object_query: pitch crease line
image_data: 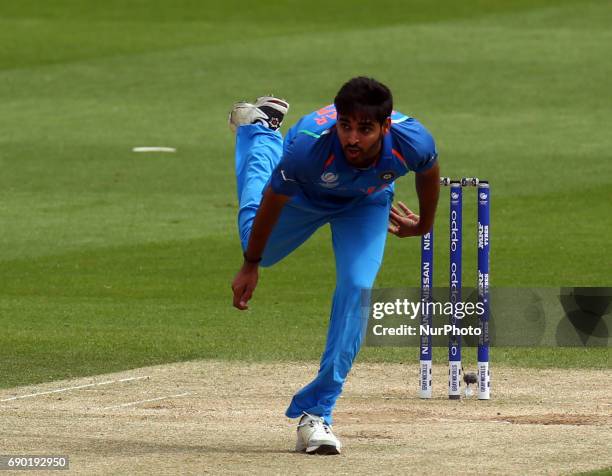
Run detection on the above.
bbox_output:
[0,376,150,402]
[102,392,193,410]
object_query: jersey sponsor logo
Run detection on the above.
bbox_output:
[380,171,396,182]
[319,172,339,188]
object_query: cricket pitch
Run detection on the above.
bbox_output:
[1,361,610,475]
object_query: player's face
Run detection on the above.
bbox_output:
[336,114,391,168]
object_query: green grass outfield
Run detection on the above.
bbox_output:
[574,469,612,476]
[1,0,610,389]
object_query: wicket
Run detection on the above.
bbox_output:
[419,177,491,400]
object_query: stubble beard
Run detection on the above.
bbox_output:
[345,132,384,168]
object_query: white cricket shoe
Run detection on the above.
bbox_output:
[228,96,289,132]
[295,412,342,455]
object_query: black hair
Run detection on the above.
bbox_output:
[334,77,393,125]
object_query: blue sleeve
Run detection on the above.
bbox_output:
[393,119,438,173]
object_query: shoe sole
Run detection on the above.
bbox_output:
[305,444,340,455]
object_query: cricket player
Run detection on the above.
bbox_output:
[229,77,440,455]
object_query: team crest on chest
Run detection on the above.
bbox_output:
[380,171,396,182]
[320,172,339,188]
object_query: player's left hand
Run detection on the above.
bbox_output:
[388,201,423,237]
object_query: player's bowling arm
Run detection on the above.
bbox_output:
[243,186,291,263]
[232,187,291,310]
[414,162,440,235]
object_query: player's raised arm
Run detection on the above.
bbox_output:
[413,161,440,233]
[231,186,291,310]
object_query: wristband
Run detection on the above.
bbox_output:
[243,252,262,264]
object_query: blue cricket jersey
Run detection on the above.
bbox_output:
[269,104,437,208]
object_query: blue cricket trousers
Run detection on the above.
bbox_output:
[235,124,391,424]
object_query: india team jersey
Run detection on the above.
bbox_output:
[269,104,437,207]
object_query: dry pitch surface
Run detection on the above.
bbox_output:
[1,361,610,475]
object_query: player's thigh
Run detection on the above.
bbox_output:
[330,194,392,287]
[261,202,328,267]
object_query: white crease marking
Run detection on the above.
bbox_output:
[0,376,150,402]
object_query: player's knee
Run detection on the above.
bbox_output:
[336,257,382,289]
[259,257,275,268]
[337,270,377,290]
